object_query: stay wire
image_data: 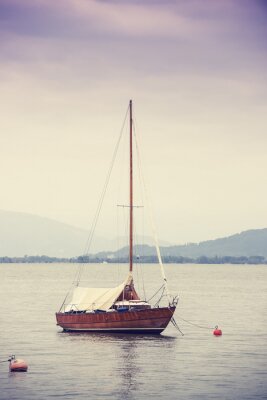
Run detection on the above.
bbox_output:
[154,286,166,307]
[132,117,172,304]
[75,104,130,285]
[132,118,146,300]
[147,284,165,303]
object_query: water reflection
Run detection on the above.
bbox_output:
[3,264,266,399]
[57,331,177,399]
[113,334,176,400]
[116,336,139,399]
[57,330,176,344]
[8,372,28,381]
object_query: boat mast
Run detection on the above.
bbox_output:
[129,99,133,273]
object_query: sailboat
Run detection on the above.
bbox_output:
[56,100,178,334]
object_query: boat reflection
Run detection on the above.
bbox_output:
[58,331,176,399]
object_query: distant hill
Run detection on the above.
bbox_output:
[1,210,266,259]
[162,229,267,258]
[0,210,171,258]
[94,229,267,259]
[0,210,89,257]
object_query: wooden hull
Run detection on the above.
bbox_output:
[56,307,175,334]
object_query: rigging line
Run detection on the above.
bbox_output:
[133,118,146,300]
[116,121,128,205]
[175,315,215,330]
[137,223,146,301]
[171,317,184,336]
[58,288,72,312]
[135,259,140,294]
[116,125,127,283]
[132,119,173,305]
[140,211,146,300]
[75,104,130,285]
[121,209,129,264]
[147,284,165,302]
[58,266,85,311]
[133,223,140,292]
[154,286,165,306]
[116,200,120,285]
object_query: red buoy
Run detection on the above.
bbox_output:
[9,356,28,372]
[213,326,222,336]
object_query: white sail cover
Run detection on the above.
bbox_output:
[64,280,127,312]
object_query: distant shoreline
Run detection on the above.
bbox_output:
[0,255,266,265]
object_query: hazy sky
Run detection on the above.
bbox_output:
[0,0,267,245]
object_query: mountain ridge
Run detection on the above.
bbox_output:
[0,210,266,258]
[93,228,267,259]
[0,210,170,257]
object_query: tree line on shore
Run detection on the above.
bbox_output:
[0,254,266,264]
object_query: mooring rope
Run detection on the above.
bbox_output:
[171,314,219,336]
[171,317,184,336]
[176,315,216,330]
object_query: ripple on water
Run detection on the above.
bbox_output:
[0,263,267,400]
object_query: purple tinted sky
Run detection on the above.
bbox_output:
[0,0,267,245]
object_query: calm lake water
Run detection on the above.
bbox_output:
[0,263,266,400]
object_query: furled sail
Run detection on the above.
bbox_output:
[64,280,128,312]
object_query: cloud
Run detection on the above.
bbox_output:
[0,0,201,41]
[0,0,248,40]
[63,0,199,38]
[0,0,267,241]
[1,0,266,75]
[0,0,266,116]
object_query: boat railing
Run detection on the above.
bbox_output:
[62,301,106,313]
[62,300,155,314]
